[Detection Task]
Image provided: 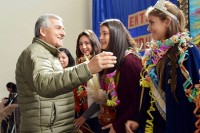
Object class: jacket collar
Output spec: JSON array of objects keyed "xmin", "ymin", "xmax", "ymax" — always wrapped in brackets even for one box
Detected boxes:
[{"xmin": 32, "ymin": 37, "xmax": 59, "ymax": 56}]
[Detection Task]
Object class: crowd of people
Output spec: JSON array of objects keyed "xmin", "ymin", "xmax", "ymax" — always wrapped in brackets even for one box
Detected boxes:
[{"xmin": 1, "ymin": 0, "xmax": 200, "ymax": 133}]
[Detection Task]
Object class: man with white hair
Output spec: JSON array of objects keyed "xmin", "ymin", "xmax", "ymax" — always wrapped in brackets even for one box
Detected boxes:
[{"xmin": 15, "ymin": 14, "xmax": 116, "ymax": 133}]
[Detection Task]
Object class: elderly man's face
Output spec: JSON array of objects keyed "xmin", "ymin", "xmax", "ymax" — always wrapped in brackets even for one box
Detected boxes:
[{"xmin": 40, "ymin": 18, "xmax": 66, "ymax": 48}]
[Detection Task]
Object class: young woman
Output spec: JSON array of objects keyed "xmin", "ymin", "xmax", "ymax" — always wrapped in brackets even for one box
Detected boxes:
[
  {"xmin": 98, "ymin": 19, "xmax": 142, "ymax": 133},
  {"xmin": 58, "ymin": 47, "xmax": 75, "ymax": 68},
  {"xmin": 126, "ymin": 0, "xmax": 200, "ymax": 133},
  {"xmin": 73, "ymin": 30, "xmax": 102, "ymax": 133},
  {"xmin": 1, "ymin": 82, "xmax": 18, "ymax": 133}
]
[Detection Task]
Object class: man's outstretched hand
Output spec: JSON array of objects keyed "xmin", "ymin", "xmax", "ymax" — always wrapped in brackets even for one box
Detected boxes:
[{"xmin": 88, "ymin": 52, "xmax": 117, "ymax": 74}]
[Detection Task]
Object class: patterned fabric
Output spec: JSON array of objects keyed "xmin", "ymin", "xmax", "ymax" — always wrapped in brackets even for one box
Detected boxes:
[
  {"xmin": 74, "ymin": 54, "xmax": 93, "ymax": 117},
  {"xmin": 73, "ymin": 83, "xmax": 88, "ymax": 116},
  {"xmin": 100, "ymin": 70, "xmax": 120, "ymax": 107}
]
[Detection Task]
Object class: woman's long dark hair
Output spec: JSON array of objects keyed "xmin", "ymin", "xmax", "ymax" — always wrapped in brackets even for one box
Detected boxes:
[
  {"xmin": 76, "ymin": 30, "xmax": 101, "ymax": 58},
  {"xmin": 100, "ymin": 19, "xmax": 135, "ymax": 73},
  {"xmin": 6, "ymin": 82, "xmax": 17, "ymax": 93},
  {"xmin": 58, "ymin": 48, "xmax": 75, "ymax": 67}
]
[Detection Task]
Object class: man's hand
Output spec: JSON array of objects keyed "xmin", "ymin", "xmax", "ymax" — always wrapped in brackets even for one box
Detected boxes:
[
  {"xmin": 125, "ymin": 120, "xmax": 139, "ymax": 133},
  {"xmin": 88, "ymin": 52, "xmax": 117, "ymax": 74}
]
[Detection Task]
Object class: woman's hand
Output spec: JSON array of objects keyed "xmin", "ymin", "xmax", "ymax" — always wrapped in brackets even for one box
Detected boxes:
[
  {"xmin": 102, "ymin": 123, "xmax": 116, "ymax": 133},
  {"xmin": 125, "ymin": 120, "xmax": 139, "ymax": 133},
  {"xmin": 74, "ymin": 116, "xmax": 86, "ymax": 128}
]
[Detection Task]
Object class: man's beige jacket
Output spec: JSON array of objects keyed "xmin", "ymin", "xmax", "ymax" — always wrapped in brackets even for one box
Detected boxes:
[{"xmin": 15, "ymin": 37, "xmax": 92, "ymax": 133}]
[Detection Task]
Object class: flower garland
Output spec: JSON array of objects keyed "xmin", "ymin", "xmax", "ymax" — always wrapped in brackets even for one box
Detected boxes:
[
  {"xmin": 73, "ymin": 54, "xmax": 93, "ymax": 114},
  {"xmin": 140, "ymin": 32, "xmax": 200, "ymax": 132},
  {"xmin": 100, "ymin": 70, "xmax": 120, "ymax": 106},
  {"xmin": 73, "ymin": 84, "xmax": 88, "ymax": 114}
]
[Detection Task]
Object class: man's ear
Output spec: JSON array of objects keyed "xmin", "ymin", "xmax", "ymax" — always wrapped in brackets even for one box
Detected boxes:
[
  {"xmin": 165, "ymin": 17, "xmax": 172, "ymax": 27},
  {"xmin": 40, "ymin": 27, "xmax": 46, "ymax": 37}
]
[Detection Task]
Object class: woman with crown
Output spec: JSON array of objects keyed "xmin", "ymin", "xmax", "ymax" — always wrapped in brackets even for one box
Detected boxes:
[{"xmin": 125, "ymin": 0, "xmax": 200, "ymax": 133}]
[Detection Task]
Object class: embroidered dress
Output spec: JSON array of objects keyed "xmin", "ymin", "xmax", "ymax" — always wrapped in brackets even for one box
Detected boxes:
[
  {"xmin": 73, "ymin": 83, "xmax": 88, "ymax": 117},
  {"xmin": 140, "ymin": 32, "xmax": 200, "ymax": 133},
  {"xmin": 74, "ymin": 55, "xmax": 93, "ymax": 117}
]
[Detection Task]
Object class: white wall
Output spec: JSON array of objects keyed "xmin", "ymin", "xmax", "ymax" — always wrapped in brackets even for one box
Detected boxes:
[{"xmin": 0, "ymin": 0, "xmax": 92, "ymax": 99}]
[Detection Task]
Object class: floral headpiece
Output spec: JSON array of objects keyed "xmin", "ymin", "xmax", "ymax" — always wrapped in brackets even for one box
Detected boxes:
[{"xmin": 154, "ymin": 0, "xmax": 179, "ymax": 22}]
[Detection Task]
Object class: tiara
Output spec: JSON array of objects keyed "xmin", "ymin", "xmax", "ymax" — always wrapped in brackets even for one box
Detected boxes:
[{"xmin": 154, "ymin": 0, "xmax": 179, "ymax": 22}]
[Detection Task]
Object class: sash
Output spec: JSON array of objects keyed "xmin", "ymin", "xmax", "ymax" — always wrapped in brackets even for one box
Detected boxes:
[{"xmin": 150, "ymin": 79, "xmax": 166, "ymax": 120}]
